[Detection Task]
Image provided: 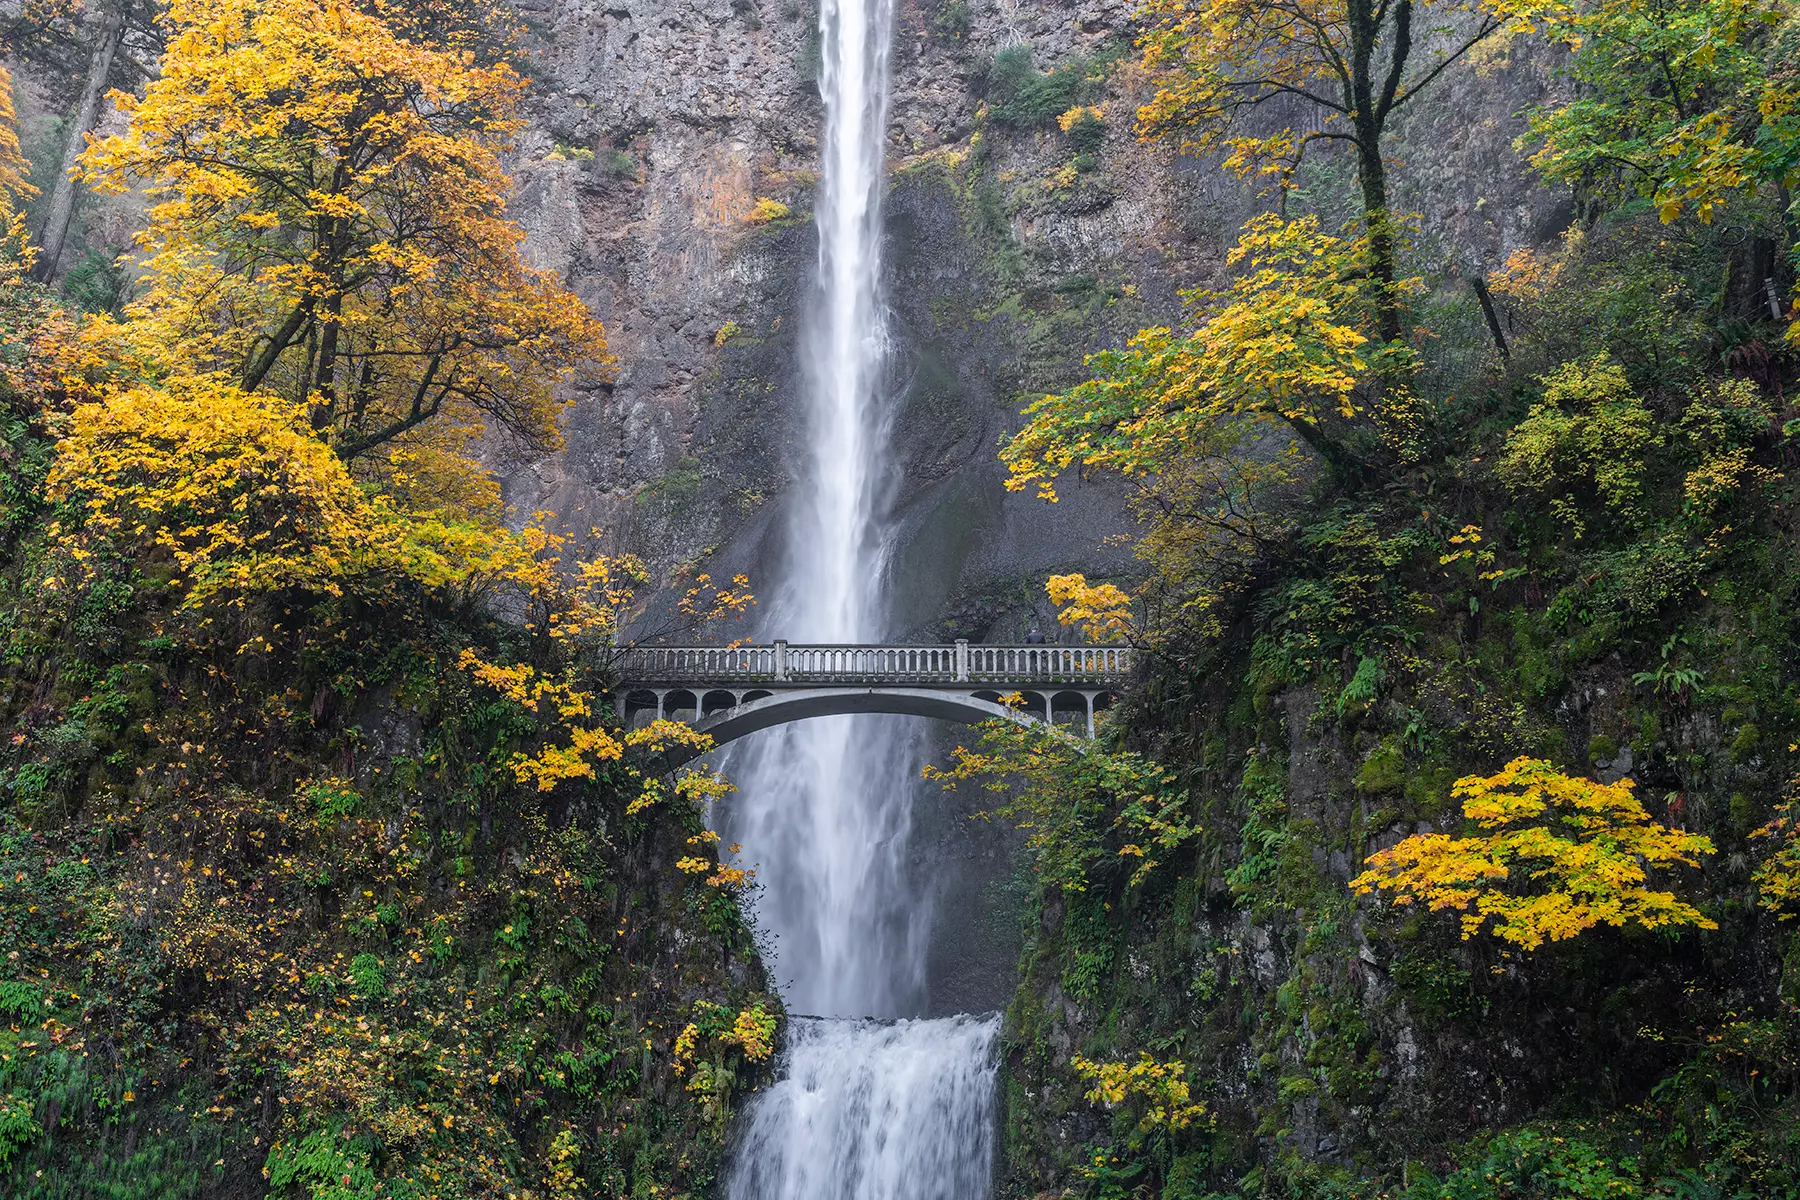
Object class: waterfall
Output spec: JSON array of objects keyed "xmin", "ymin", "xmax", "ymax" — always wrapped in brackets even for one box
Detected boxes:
[
  {"xmin": 727, "ymin": 1016, "xmax": 1001, "ymax": 1200},
  {"xmin": 716, "ymin": 0, "xmax": 1002, "ymax": 1190}
]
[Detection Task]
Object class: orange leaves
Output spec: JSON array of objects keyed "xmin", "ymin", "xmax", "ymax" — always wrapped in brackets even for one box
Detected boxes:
[{"xmin": 1352, "ymin": 757, "xmax": 1717, "ymax": 949}]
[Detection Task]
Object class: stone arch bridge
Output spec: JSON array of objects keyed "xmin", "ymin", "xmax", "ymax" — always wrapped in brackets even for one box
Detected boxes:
[{"xmin": 614, "ymin": 641, "xmax": 1132, "ymax": 766}]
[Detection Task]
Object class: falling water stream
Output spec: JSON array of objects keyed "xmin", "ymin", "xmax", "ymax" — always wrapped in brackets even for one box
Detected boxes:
[{"xmin": 716, "ymin": 0, "xmax": 1001, "ymax": 1190}]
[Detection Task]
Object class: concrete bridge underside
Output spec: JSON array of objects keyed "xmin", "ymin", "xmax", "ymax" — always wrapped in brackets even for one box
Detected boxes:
[{"xmin": 620, "ymin": 685, "xmax": 1111, "ymax": 768}]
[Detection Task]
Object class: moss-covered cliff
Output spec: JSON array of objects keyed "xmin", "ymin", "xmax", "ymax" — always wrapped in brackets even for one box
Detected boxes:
[
  {"xmin": 0, "ymin": 415, "xmax": 774, "ymax": 1197},
  {"xmin": 986, "ymin": 197, "xmax": 1800, "ymax": 1198}
]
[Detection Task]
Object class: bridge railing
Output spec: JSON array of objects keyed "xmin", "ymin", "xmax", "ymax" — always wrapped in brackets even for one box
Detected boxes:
[{"xmin": 615, "ymin": 641, "xmax": 1132, "ymax": 686}]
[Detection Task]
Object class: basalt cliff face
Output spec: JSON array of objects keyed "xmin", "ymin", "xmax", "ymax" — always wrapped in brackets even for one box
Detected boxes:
[{"xmin": 505, "ymin": 0, "xmax": 1568, "ymax": 641}]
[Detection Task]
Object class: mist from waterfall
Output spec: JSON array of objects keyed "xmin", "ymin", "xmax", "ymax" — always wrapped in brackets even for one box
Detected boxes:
[{"xmin": 716, "ymin": 0, "xmax": 1001, "ymax": 1189}]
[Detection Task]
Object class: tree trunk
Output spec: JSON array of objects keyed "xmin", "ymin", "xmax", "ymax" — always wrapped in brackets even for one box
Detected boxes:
[
  {"xmin": 1470, "ymin": 276, "xmax": 1510, "ymax": 360},
  {"xmin": 1346, "ymin": 0, "xmax": 1402, "ymax": 346},
  {"xmin": 1358, "ymin": 146, "xmax": 1402, "ymax": 345},
  {"xmin": 29, "ymin": 1, "xmax": 127, "ymax": 282}
]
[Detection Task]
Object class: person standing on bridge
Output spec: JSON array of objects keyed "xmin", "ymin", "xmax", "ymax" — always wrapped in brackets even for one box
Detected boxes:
[{"xmin": 1024, "ymin": 627, "xmax": 1046, "ymax": 644}]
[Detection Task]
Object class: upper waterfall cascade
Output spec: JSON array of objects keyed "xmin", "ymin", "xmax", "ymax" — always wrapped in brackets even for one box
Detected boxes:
[{"xmin": 713, "ymin": 0, "xmax": 1010, "ymax": 1185}]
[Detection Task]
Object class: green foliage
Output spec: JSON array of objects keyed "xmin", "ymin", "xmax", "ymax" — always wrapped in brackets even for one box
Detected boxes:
[
  {"xmin": 58, "ymin": 247, "xmax": 132, "ymax": 316},
  {"xmin": 1356, "ymin": 738, "xmax": 1405, "ymax": 794},
  {"xmin": 925, "ymin": 718, "xmax": 1197, "ymax": 892},
  {"xmin": 1499, "ymin": 356, "xmax": 1662, "ymax": 533},
  {"xmin": 988, "ymin": 3, "xmax": 1800, "ymax": 1185},
  {"xmin": 1407, "ymin": 1129, "xmax": 1643, "ymax": 1200},
  {"xmin": 265, "ymin": 1127, "xmax": 381, "ymax": 1200},
  {"xmin": 929, "ymin": 0, "xmax": 970, "ymax": 42},
  {"xmin": 1519, "ymin": 0, "xmax": 1800, "ymax": 234},
  {"xmin": 985, "ymin": 47, "xmax": 1094, "ymax": 128}
]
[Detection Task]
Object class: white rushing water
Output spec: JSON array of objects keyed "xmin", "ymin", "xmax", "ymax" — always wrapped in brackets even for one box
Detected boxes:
[
  {"xmin": 727, "ymin": 1016, "xmax": 1001, "ymax": 1200},
  {"xmin": 717, "ymin": 0, "xmax": 1002, "ymax": 1190}
]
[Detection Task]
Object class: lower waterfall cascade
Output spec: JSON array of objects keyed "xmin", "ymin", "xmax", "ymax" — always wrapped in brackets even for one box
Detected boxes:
[{"xmin": 725, "ymin": 1016, "xmax": 1001, "ymax": 1200}]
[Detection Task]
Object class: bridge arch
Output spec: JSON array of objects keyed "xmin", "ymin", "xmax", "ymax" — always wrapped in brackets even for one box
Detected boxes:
[{"xmin": 646, "ymin": 687, "xmax": 1037, "ymax": 769}]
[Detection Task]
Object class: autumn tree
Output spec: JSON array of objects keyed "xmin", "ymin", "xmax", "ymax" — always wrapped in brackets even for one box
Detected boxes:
[
  {"xmin": 0, "ymin": 66, "xmax": 33, "ymax": 220},
  {"xmin": 1515, "ymin": 0, "xmax": 1799, "ymax": 342},
  {"xmin": 1352, "ymin": 757, "xmax": 1718, "ymax": 949},
  {"xmin": 1136, "ymin": 0, "xmax": 1507, "ymax": 342},
  {"xmin": 81, "ymin": 0, "xmax": 610, "ymax": 482},
  {"xmin": 1518, "ymin": 0, "xmax": 1798, "ymax": 226},
  {"xmin": 1000, "ymin": 215, "xmax": 1375, "ymax": 628},
  {"xmin": 1000, "ymin": 4, "xmax": 1524, "ymax": 630},
  {"xmin": 42, "ymin": 378, "xmax": 502, "ymax": 611},
  {"xmin": 1752, "ymin": 778, "xmax": 1800, "ymax": 918}
]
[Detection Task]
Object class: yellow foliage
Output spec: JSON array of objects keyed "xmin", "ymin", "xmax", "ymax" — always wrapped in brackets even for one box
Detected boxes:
[
  {"xmin": 1000, "ymin": 214, "xmax": 1390, "ymax": 639},
  {"xmin": 0, "ymin": 219, "xmax": 103, "ymax": 424},
  {"xmin": 0, "ymin": 66, "xmax": 34, "ymax": 219},
  {"xmin": 1752, "ymin": 782, "xmax": 1800, "ymax": 919},
  {"xmin": 671, "ymin": 999, "xmax": 777, "ymax": 1096},
  {"xmin": 746, "ymin": 197, "xmax": 790, "ymax": 223},
  {"xmin": 1497, "ymin": 356, "xmax": 1662, "ymax": 532},
  {"xmin": 45, "ymin": 378, "xmax": 515, "ymax": 608},
  {"xmin": 1071, "ymin": 1052, "xmax": 1209, "ymax": 1137},
  {"xmin": 1677, "ymin": 378, "xmax": 1779, "ymax": 520},
  {"xmin": 1057, "ymin": 104, "xmax": 1104, "ymax": 132},
  {"xmin": 924, "ymin": 719, "xmax": 1196, "ymax": 891},
  {"xmin": 82, "ymin": 0, "xmax": 611, "ymax": 479},
  {"xmin": 1352, "ymin": 757, "xmax": 1717, "ymax": 949},
  {"xmin": 1003, "ymin": 214, "xmax": 1379, "ymax": 505},
  {"xmin": 1134, "ymin": 0, "xmax": 1506, "ymax": 179},
  {"xmin": 722, "ymin": 1003, "xmax": 777, "ymax": 1061},
  {"xmin": 1046, "ymin": 573, "xmax": 1135, "ymax": 643}
]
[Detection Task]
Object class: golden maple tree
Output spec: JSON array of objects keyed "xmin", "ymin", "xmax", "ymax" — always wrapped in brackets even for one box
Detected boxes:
[
  {"xmin": 999, "ymin": 215, "xmax": 1382, "ymax": 631},
  {"xmin": 81, "ymin": 0, "xmax": 611, "ymax": 477},
  {"xmin": 1352, "ymin": 757, "xmax": 1718, "ymax": 949}
]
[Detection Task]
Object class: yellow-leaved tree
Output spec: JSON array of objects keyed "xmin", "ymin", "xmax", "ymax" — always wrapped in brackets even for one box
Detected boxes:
[
  {"xmin": 1002, "ymin": 1, "xmax": 1541, "ymax": 639},
  {"xmin": 1352, "ymin": 757, "xmax": 1718, "ymax": 949},
  {"xmin": 1001, "ymin": 216, "xmax": 1382, "ymax": 635},
  {"xmin": 1752, "ymin": 778, "xmax": 1800, "ymax": 919},
  {"xmin": 81, "ymin": 0, "xmax": 611, "ymax": 478},
  {"xmin": 0, "ymin": 65, "xmax": 34, "ymax": 220},
  {"xmin": 1136, "ymin": 0, "xmax": 1509, "ymax": 342}
]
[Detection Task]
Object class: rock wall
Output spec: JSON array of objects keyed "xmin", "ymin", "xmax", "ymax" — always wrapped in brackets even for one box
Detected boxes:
[{"xmin": 504, "ymin": 0, "xmax": 1566, "ymax": 645}]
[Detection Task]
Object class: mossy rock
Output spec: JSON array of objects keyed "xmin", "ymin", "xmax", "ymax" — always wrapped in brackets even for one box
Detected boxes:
[
  {"xmin": 1354, "ymin": 738, "xmax": 1405, "ymax": 794},
  {"xmin": 1730, "ymin": 722, "xmax": 1761, "ymax": 763},
  {"xmin": 1587, "ymin": 733, "xmax": 1619, "ymax": 764}
]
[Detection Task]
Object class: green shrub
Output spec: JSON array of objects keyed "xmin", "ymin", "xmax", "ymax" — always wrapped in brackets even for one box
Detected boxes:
[
  {"xmin": 986, "ymin": 47, "xmax": 1086, "ymax": 128},
  {"xmin": 931, "ymin": 0, "xmax": 970, "ymax": 42},
  {"xmin": 1408, "ymin": 1129, "xmax": 1643, "ymax": 1199}
]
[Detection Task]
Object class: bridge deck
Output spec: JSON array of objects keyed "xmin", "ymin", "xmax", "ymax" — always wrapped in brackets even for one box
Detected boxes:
[{"xmin": 614, "ymin": 641, "xmax": 1132, "ymax": 689}]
